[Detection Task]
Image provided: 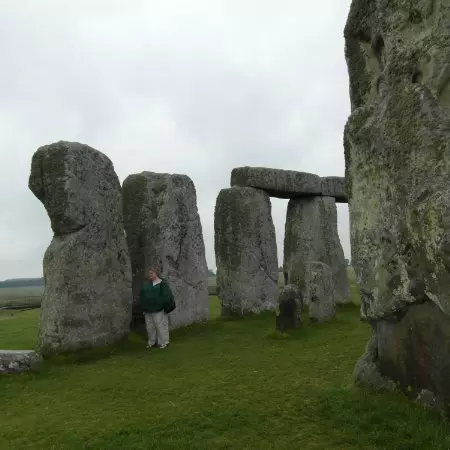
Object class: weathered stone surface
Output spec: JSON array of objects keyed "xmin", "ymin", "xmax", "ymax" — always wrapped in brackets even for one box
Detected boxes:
[
  {"xmin": 284, "ymin": 196, "xmax": 350, "ymax": 305},
  {"xmin": 214, "ymin": 186, "xmax": 278, "ymax": 316},
  {"xmin": 29, "ymin": 141, "xmax": 132, "ymax": 355},
  {"xmin": 231, "ymin": 166, "xmax": 322, "ymax": 199},
  {"xmin": 353, "ymin": 332, "xmax": 397, "ymax": 393},
  {"xmin": 123, "ymin": 172, "xmax": 209, "ymax": 329},
  {"xmin": 276, "ymin": 284, "xmax": 303, "ymax": 331},
  {"xmin": 321, "ymin": 177, "xmax": 348, "ymax": 203},
  {"xmin": 307, "ymin": 262, "xmax": 336, "ymax": 322},
  {"xmin": 345, "ymin": 0, "xmax": 450, "ymax": 413},
  {"xmin": 376, "ymin": 302, "xmax": 450, "ymax": 414},
  {"xmin": 0, "ymin": 350, "xmax": 43, "ymax": 374}
]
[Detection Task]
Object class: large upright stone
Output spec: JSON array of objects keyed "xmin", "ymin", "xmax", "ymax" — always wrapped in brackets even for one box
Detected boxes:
[
  {"xmin": 307, "ymin": 262, "xmax": 336, "ymax": 322},
  {"xmin": 214, "ymin": 186, "xmax": 278, "ymax": 316},
  {"xmin": 345, "ymin": 0, "xmax": 450, "ymax": 413},
  {"xmin": 29, "ymin": 141, "xmax": 132, "ymax": 355},
  {"xmin": 284, "ymin": 196, "xmax": 350, "ymax": 305},
  {"xmin": 122, "ymin": 172, "xmax": 209, "ymax": 329},
  {"xmin": 231, "ymin": 166, "xmax": 322, "ymax": 199}
]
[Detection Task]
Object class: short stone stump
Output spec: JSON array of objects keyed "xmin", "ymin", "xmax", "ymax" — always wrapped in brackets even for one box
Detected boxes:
[{"xmin": 276, "ymin": 284, "xmax": 303, "ymax": 332}]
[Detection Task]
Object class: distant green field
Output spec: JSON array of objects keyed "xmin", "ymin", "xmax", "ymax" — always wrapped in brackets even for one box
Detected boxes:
[{"xmin": 0, "ymin": 286, "xmax": 44, "ymax": 308}]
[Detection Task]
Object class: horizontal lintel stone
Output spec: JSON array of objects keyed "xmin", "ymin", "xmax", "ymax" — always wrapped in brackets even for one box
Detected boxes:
[{"xmin": 230, "ymin": 167, "xmax": 347, "ymax": 202}]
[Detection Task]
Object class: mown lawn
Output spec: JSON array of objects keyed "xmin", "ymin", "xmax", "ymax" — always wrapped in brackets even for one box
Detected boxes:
[{"xmin": 1, "ymin": 295, "xmax": 449, "ymax": 449}]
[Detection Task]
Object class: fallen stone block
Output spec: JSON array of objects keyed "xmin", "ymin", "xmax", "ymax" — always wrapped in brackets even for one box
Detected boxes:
[{"xmin": 0, "ymin": 350, "xmax": 43, "ymax": 374}]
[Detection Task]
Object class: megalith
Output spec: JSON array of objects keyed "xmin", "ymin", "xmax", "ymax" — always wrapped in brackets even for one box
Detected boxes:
[
  {"xmin": 122, "ymin": 172, "xmax": 209, "ymax": 329},
  {"xmin": 321, "ymin": 177, "xmax": 348, "ymax": 203},
  {"xmin": 307, "ymin": 262, "xmax": 336, "ymax": 322},
  {"xmin": 231, "ymin": 167, "xmax": 348, "ymax": 202},
  {"xmin": 29, "ymin": 141, "xmax": 133, "ymax": 355},
  {"xmin": 276, "ymin": 284, "xmax": 303, "ymax": 331},
  {"xmin": 345, "ymin": 0, "xmax": 450, "ymax": 413},
  {"xmin": 214, "ymin": 186, "xmax": 278, "ymax": 316},
  {"xmin": 231, "ymin": 166, "xmax": 322, "ymax": 199},
  {"xmin": 284, "ymin": 196, "xmax": 349, "ymax": 305}
]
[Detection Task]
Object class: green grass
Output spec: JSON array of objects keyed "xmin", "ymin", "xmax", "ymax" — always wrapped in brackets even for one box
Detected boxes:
[{"xmin": 1, "ymin": 290, "xmax": 449, "ymax": 449}]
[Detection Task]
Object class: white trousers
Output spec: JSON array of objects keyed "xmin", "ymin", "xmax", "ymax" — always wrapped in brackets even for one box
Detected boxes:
[{"xmin": 144, "ymin": 311, "xmax": 169, "ymax": 346}]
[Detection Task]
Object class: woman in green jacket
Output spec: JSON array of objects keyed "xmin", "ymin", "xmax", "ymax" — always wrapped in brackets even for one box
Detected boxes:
[{"xmin": 139, "ymin": 267, "xmax": 174, "ymax": 349}]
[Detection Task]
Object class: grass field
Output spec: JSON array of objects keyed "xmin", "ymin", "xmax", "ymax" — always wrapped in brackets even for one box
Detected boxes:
[
  {"xmin": 0, "ymin": 286, "xmax": 44, "ymax": 308},
  {"xmin": 1, "ymin": 276, "xmax": 450, "ymax": 449}
]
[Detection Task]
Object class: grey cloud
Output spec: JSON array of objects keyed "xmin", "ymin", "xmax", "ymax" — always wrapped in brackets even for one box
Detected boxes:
[{"xmin": 0, "ymin": 0, "xmax": 352, "ymax": 279}]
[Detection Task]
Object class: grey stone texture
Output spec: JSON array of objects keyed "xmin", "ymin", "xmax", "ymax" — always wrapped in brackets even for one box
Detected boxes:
[
  {"xmin": 276, "ymin": 284, "xmax": 303, "ymax": 331},
  {"xmin": 231, "ymin": 166, "xmax": 348, "ymax": 202},
  {"xmin": 353, "ymin": 332, "xmax": 397, "ymax": 393},
  {"xmin": 321, "ymin": 176, "xmax": 348, "ymax": 203},
  {"xmin": 122, "ymin": 172, "xmax": 209, "ymax": 329},
  {"xmin": 28, "ymin": 141, "xmax": 133, "ymax": 355},
  {"xmin": 0, "ymin": 350, "xmax": 43, "ymax": 374},
  {"xmin": 231, "ymin": 166, "xmax": 322, "ymax": 199},
  {"xmin": 214, "ymin": 186, "xmax": 278, "ymax": 316},
  {"xmin": 284, "ymin": 196, "xmax": 350, "ymax": 305},
  {"xmin": 344, "ymin": 0, "xmax": 450, "ymax": 414},
  {"xmin": 306, "ymin": 262, "xmax": 336, "ymax": 322}
]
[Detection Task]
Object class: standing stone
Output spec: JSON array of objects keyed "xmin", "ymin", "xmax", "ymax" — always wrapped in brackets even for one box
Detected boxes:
[
  {"xmin": 345, "ymin": 0, "xmax": 450, "ymax": 413},
  {"xmin": 214, "ymin": 186, "xmax": 278, "ymax": 316},
  {"xmin": 29, "ymin": 141, "xmax": 132, "ymax": 355},
  {"xmin": 122, "ymin": 172, "xmax": 209, "ymax": 329},
  {"xmin": 276, "ymin": 284, "xmax": 303, "ymax": 331},
  {"xmin": 307, "ymin": 262, "xmax": 336, "ymax": 322},
  {"xmin": 284, "ymin": 196, "xmax": 350, "ymax": 305}
]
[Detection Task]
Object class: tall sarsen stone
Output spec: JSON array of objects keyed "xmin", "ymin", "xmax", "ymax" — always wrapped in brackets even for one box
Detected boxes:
[
  {"xmin": 214, "ymin": 186, "xmax": 278, "ymax": 316},
  {"xmin": 345, "ymin": 0, "xmax": 450, "ymax": 413},
  {"xmin": 29, "ymin": 141, "xmax": 132, "ymax": 355},
  {"xmin": 284, "ymin": 196, "xmax": 349, "ymax": 305},
  {"xmin": 123, "ymin": 172, "xmax": 209, "ymax": 329}
]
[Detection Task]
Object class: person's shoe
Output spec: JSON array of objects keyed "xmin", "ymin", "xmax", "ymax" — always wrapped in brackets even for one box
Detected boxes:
[
  {"xmin": 159, "ymin": 344, "xmax": 168, "ymax": 349},
  {"xmin": 146, "ymin": 344, "xmax": 155, "ymax": 350}
]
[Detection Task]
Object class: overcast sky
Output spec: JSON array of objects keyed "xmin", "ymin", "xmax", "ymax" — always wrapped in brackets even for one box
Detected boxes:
[{"xmin": 0, "ymin": 0, "xmax": 352, "ymax": 280}]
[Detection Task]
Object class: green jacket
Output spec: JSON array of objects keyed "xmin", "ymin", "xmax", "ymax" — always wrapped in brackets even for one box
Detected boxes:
[{"xmin": 139, "ymin": 279, "xmax": 173, "ymax": 314}]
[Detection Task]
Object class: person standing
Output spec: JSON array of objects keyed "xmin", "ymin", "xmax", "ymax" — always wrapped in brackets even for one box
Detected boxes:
[{"xmin": 139, "ymin": 267, "xmax": 174, "ymax": 349}]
